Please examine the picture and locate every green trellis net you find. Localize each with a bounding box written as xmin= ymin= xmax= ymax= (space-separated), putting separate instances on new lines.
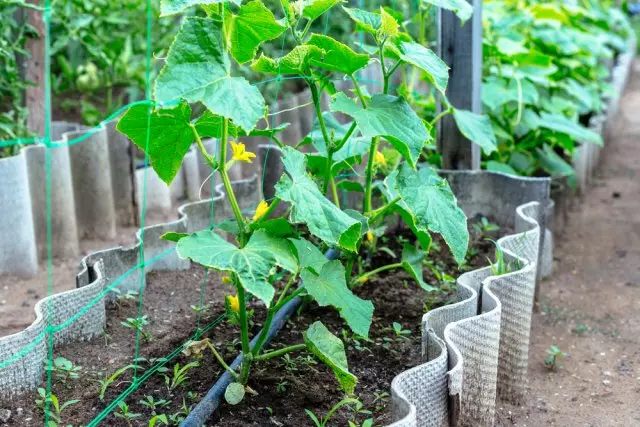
xmin=0 ymin=0 xmax=433 ymax=424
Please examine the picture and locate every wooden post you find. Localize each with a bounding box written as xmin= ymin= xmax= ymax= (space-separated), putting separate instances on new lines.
xmin=24 ymin=2 xmax=46 ymax=137
xmin=436 ymin=0 xmax=482 ymax=170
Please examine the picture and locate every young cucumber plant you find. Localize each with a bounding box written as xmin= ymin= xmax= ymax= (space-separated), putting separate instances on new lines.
xmin=117 ymin=0 xmax=490 ymax=404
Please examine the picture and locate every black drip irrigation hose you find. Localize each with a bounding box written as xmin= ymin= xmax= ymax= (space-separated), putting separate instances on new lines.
xmin=181 ymin=249 xmax=339 ymax=426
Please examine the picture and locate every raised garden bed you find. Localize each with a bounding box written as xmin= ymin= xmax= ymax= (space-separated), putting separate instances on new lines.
xmin=4 ymin=222 xmax=498 ymax=426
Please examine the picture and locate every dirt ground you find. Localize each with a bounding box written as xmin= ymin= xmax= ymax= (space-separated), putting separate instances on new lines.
xmin=496 ymin=61 xmax=640 ymax=426
xmin=0 ymin=210 xmax=172 ymax=337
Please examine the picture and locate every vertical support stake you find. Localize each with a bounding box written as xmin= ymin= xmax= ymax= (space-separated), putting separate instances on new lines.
xmin=437 ymin=0 xmax=482 ymax=170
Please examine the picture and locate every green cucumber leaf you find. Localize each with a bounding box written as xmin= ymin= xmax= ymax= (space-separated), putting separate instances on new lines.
xmin=275 ymin=147 xmax=361 ymax=251
xmin=389 ymin=164 xmax=468 ymax=264
xmin=482 ymin=76 xmax=539 ymax=111
xmin=304 ymin=321 xmax=357 ymax=394
xmin=224 ymin=1 xmax=287 ymax=64
xmin=452 ymin=108 xmax=497 ymax=155
xmin=342 ymin=7 xmax=381 ymax=35
xmin=154 ymin=17 xmax=264 ymax=133
xmin=194 ymin=110 xmax=288 ymax=139
xmin=252 ymin=45 xmax=323 ymax=75
xmin=380 ymin=7 xmax=399 ymax=38
xmin=116 ymin=102 xmax=194 ymax=185
xmin=160 ymin=232 xmax=189 ymax=242
xmin=485 ymin=160 xmax=518 ymax=176
xmin=289 ymin=237 xmax=328 ymax=274
xmin=538 ymin=112 xmax=603 ymax=146
xmin=303 ymin=0 xmax=345 ymax=22
xmin=305 ymin=34 xmax=370 ymax=75
xmin=377 ymin=178 xmax=432 ymax=251
xmin=301 ymin=260 xmax=374 ymax=337
xmin=176 ymin=229 xmax=297 ymax=305
xmin=249 ymin=218 xmax=296 ymax=238
xmin=421 ymin=0 xmax=473 ymax=22
xmin=397 ymin=41 xmax=449 ymax=95
xmin=400 ymin=243 xmax=435 ymax=291
xmin=160 ymin=0 xmax=239 ymax=17
xmin=330 ymin=93 xmax=429 ymax=168
xmin=536 ymin=144 xmax=576 ymax=187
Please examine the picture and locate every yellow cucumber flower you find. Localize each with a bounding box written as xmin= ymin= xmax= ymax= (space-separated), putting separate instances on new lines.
xmin=366 ymin=231 xmax=374 ymax=242
xmin=222 ymin=275 xmax=233 ymax=285
xmin=374 ymin=151 xmax=386 ymax=166
xmin=231 ymin=141 xmax=256 ymax=163
xmin=358 ymin=276 xmax=369 ymax=284
xmin=253 ymin=200 xmax=269 ymax=222
xmin=226 ymin=294 xmax=240 ymax=313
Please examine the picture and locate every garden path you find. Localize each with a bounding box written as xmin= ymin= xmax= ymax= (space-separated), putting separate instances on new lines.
xmin=497 ymin=60 xmax=640 ymax=426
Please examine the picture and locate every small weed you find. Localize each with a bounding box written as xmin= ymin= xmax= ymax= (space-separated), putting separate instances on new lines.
xmin=305 ymin=398 xmax=362 ymax=427
xmin=373 ymin=391 xmax=390 ymax=412
xmin=341 ymin=329 xmax=372 ymax=353
xmin=389 ymin=322 xmax=411 ymax=339
xmin=544 ymin=345 xmax=566 ymax=370
xmin=111 ymin=289 xmax=139 ymax=307
xmin=473 ymin=217 xmax=500 ymax=236
xmin=190 ymin=303 xmax=211 ymax=314
xmin=120 ymin=315 xmax=152 ymax=341
xmin=148 ymin=414 xmax=169 ymax=427
xmin=140 ymin=395 xmax=171 ymax=415
xmin=163 ymin=361 xmax=199 ymax=392
xmin=346 ymin=398 xmax=373 ymax=425
xmin=114 ymin=401 xmax=142 ymax=426
xmin=573 ymin=323 xmax=589 ymax=335
xmin=487 ymin=240 xmax=519 ymax=276
xmin=35 ymin=388 xmax=79 ymax=426
xmin=92 ymin=363 xmax=140 ymax=400
xmin=378 ymin=322 xmax=412 ymax=351
xmin=276 ymin=379 xmax=289 ymax=393
xmin=168 ymin=398 xmax=192 ymax=424
xmin=45 ymin=357 xmax=81 ymax=386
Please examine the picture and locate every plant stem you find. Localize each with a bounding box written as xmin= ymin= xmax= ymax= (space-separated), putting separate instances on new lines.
xmin=191 ymin=125 xmax=216 ymax=170
xmin=272 ymin=287 xmax=304 ymax=314
xmin=330 ymin=177 xmax=340 ymax=208
xmin=309 ymin=81 xmax=331 ymax=147
xmin=252 ymin=309 xmax=275 ymax=358
xmin=253 ymin=272 xmax=299 ymax=357
xmin=344 ymin=255 xmax=355 ymax=283
xmin=206 ymin=341 xmax=239 ymax=379
xmin=368 ymin=196 xmax=401 ymax=222
xmin=308 ymin=82 xmax=336 ymax=196
xmin=430 ymin=107 xmax=453 ymax=128
xmin=236 ymin=283 xmax=252 ymax=383
xmin=349 ymin=74 xmax=368 ymax=108
xmin=353 ymin=262 xmax=402 ymax=284
xmin=379 ymin=41 xmax=389 ymax=94
xmin=363 ymin=137 xmax=379 ymax=214
xmin=300 ymin=19 xmax=313 ymax=40
xmin=270 ymin=135 xmax=284 ymax=148
xmin=276 ymin=272 xmax=297 ymax=306
xmin=323 ymin=149 xmax=334 ymax=196
xmin=254 ymin=344 xmax=306 ymax=361
xmin=333 ymin=121 xmax=357 ymax=151
xmin=219 ymin=119 xmax=246 ymax=243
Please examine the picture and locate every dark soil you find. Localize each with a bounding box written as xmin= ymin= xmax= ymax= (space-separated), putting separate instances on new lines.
xmin=4 ymin=218 xmax=503 ymax=427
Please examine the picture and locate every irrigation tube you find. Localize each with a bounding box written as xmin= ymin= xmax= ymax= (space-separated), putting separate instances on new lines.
xmin=181 ymin=249 xmax=340 ymax=426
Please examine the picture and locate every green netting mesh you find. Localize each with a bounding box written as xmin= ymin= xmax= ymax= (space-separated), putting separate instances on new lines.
xmin=0 ymin=0 xmax=421 ymax=424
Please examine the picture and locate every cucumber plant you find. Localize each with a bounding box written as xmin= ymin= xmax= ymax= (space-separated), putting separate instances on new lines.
xmin=117 ymin=0 xmax=489 ymax=404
